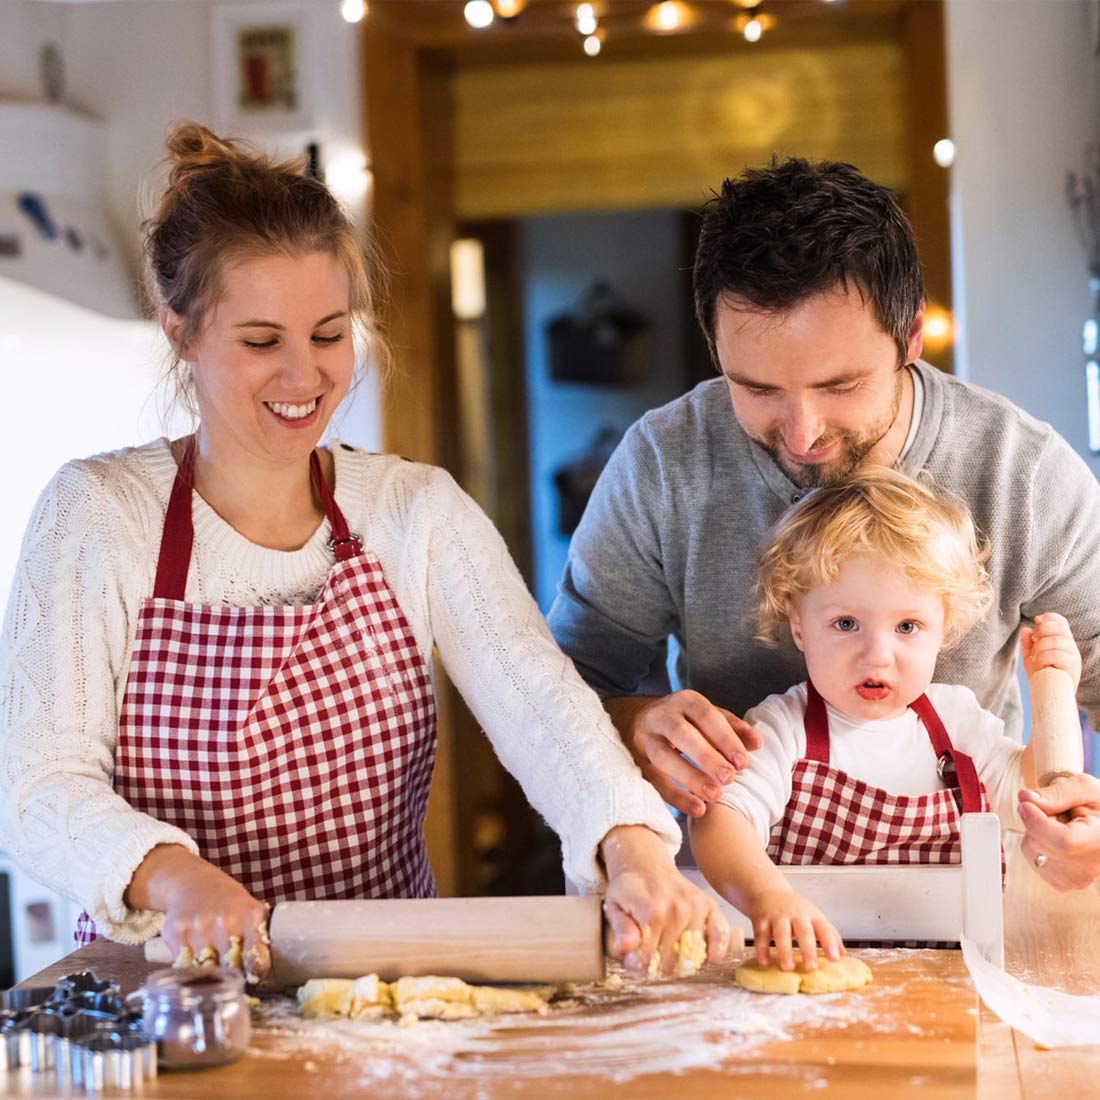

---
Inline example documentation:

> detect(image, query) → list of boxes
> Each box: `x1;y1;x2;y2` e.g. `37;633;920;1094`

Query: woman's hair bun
163;122;242;179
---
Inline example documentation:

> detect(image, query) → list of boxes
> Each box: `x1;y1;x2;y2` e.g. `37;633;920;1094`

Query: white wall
0;0;380;450
946;0;1100;473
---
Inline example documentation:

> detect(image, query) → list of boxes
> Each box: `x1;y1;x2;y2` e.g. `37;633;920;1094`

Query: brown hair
693;158;924;367
144;122;383;412
756;467;992;649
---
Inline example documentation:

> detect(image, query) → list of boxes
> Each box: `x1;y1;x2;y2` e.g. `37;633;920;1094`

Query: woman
0;124;727;979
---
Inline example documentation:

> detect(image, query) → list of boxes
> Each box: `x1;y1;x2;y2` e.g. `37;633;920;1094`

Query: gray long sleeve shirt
547;362;1100;739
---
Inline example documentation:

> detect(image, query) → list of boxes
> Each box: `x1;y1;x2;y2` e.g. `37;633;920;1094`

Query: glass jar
138;967;251;1070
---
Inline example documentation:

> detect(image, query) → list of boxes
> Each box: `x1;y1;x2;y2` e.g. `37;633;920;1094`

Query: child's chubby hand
745;887;845;972
1020;612;1082;691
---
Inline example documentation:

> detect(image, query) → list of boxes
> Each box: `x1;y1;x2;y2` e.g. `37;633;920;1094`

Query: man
548;158;1100;891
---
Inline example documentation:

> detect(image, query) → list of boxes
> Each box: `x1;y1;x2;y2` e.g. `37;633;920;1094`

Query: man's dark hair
693;158;925;365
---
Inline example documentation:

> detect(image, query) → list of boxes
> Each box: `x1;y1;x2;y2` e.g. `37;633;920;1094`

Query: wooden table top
7;843;1098;1098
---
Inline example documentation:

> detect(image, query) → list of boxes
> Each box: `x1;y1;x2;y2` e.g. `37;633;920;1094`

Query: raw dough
196;946;219;968
171;924;264;983
223;935;244;971
392;976;477;1020
172;946;197;969
735;955;873;995
641;925;708;979
297;974;553;1021
672;929;707;978
297;978;356;1018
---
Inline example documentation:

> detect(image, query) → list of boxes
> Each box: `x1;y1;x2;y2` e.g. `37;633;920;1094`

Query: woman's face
177;250;355;466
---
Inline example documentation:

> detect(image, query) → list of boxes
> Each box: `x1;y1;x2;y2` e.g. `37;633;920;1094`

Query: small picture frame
210;3;316;134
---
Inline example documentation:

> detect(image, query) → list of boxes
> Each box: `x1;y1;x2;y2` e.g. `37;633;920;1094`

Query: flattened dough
297;974;552;1021
392;975;476;1020
735;955;872;995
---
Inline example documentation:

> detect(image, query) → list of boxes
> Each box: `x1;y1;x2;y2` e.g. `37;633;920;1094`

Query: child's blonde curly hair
756;467;992;648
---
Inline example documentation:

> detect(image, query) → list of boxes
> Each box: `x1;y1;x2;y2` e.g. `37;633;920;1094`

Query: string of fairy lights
458;1;841;55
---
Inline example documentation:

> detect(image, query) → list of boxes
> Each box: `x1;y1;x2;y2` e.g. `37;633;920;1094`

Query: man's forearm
602;695;658;754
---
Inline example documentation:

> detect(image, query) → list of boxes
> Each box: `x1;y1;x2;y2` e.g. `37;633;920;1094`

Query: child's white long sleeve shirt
718;681;1026;845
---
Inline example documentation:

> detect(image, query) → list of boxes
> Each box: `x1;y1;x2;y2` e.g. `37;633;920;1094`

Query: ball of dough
735;955;872;995
672;929;707;978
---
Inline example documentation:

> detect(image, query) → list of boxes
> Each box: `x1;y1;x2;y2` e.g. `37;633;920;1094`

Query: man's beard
756;371;905;490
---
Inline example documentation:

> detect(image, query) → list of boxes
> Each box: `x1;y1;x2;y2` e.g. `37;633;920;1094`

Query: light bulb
651;2;683;32
743;17;762;42
583;33;602;56
326;152;371;205
576;3;597;35
932;139;956;168
464;1;495;30
340;0;366;23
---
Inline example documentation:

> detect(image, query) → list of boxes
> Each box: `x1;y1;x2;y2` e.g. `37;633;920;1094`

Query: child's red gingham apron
766;682;1000;948
75;437;436;944
768;681;990;866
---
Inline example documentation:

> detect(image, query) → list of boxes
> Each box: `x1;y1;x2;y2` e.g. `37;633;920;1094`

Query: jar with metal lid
138;967;251;1069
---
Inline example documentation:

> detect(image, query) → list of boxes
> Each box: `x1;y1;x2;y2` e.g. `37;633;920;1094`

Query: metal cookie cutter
0;970;156;1091
70;1033;158;1091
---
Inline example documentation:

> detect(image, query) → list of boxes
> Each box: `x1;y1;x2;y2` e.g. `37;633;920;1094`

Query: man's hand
605;690;764;817
1018;774;1100;891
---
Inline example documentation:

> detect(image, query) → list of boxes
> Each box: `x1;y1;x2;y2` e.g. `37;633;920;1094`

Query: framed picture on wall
210;3;316;134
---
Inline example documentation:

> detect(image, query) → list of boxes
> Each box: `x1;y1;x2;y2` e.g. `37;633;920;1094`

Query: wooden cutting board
9;942;978;1099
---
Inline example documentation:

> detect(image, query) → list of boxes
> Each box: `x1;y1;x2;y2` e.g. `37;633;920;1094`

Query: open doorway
363;0;952;896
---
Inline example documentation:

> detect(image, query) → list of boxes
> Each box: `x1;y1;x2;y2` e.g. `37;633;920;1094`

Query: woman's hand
1019;775;1100;891
1020;612;1082;691
745;887;844;972
599;825;730;977
126;844;271;978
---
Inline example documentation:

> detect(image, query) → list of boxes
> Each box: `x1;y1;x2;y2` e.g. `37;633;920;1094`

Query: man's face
715;285;924;489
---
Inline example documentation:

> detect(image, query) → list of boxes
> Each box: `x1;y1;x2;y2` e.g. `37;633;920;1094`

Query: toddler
690;467;1081;970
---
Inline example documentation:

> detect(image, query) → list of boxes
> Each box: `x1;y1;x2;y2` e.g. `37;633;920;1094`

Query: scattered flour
248;949;943;1087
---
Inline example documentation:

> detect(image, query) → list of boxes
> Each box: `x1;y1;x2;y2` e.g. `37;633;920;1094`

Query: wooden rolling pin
145;895;607;985
1027;665;1084;791
144;895;744;986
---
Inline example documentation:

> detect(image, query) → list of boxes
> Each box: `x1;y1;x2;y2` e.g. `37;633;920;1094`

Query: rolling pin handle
145;937;175;965
1026;665;1084;825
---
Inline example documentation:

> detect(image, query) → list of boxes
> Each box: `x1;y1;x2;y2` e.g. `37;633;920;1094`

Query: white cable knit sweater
0;439;679;942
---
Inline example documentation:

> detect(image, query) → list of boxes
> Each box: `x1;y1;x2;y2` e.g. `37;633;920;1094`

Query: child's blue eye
834;617;858;632
896;621;920;635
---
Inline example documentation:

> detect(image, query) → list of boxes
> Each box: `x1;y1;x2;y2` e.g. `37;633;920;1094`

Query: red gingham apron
768;681;989;866
75;438;437;944
766;682;1000;948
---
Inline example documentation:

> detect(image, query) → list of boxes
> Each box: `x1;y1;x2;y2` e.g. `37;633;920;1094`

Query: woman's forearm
124;843;202;911
598;823;674;878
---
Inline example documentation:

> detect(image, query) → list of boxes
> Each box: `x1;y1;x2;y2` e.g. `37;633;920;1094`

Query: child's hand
1020;612;1082;691
746;888;844;971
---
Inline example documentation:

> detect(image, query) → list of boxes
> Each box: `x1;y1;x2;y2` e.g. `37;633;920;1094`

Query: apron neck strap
153;436;198;601
803;683;984;812
804;680;832;765
908;693;984;814
153;436;360;601
309;449;361;561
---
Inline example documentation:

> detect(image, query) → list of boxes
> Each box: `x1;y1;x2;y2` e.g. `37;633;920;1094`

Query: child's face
788;553;946;720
